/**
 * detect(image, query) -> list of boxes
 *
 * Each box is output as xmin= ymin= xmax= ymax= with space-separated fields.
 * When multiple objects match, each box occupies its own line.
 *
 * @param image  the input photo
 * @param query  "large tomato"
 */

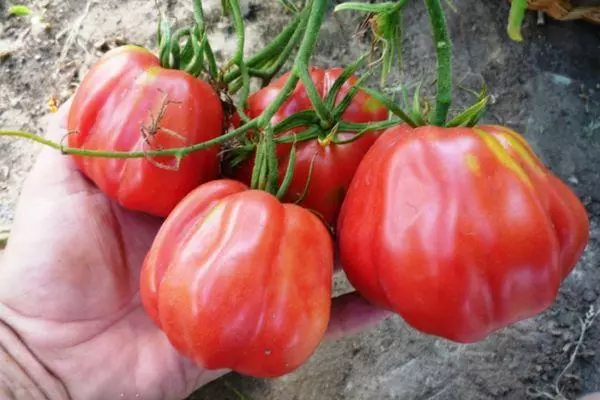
xmin=233 ymin=67 xmax=388 ymax=227
xmin=140 ymin=179 xmax=333 ymax=377
xmin=338 ymin=124 xmax=590 ymax=343
xmin=68 ymin=45 xmax=224 ymax=217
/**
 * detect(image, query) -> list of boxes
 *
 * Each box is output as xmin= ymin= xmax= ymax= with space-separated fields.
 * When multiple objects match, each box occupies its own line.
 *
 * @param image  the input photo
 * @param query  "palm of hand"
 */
xmin=0 ymin=104 xmax=389 ymax=400
xmin=0 ymin=109 xmax=224 ymax=399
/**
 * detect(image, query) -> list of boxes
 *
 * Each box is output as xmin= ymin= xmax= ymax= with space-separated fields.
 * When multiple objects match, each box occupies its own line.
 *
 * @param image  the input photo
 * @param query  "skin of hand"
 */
xmin=0 ymin=101 xmax=391 ymax=400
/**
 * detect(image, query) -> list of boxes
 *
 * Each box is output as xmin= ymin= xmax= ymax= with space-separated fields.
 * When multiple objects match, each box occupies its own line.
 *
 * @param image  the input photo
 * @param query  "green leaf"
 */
xmin=8 ymin=5 xmax=32 ymax=16
xmin=324 ymin=53 xmax=368 ymax=109
xmin=411 ymin=82 xmax=423 ymax=123
xmin=273 ymin=110 xmax=320 ymax=134
xmin=276 ymin=143 xmax=297 ymax=199
xmin=333 ymin=70 xmax=373 ymax=118
xmin=446 ymin=84 xmax=489 ymax=127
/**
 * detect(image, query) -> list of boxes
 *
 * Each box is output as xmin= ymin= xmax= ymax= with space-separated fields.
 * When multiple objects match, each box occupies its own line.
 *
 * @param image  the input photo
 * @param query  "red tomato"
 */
xmin=140 ymin=179 xmax=333 ymax=377
xmin=68 ymin=45 xmax=224 ymax=217
xmin=232 ymin=67 xmax=388 ymax=227
xmin=338 ymin=124 xmax=590 ymax=343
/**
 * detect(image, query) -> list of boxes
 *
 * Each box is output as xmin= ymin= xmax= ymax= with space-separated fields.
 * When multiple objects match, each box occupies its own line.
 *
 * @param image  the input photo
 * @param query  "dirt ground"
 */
xmin=1 ymin=0 xmax=600 ymax=399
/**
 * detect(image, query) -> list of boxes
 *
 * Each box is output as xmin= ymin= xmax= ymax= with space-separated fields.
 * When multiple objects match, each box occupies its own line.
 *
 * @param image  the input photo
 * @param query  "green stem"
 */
xmin=292 ymin=0 xmax=332 ymax=126
xmin=248 ymin=0 xmax=330 ymax=195
xmin=508 ymin=0 xmax=527 ymax=42
xmin=228 ymin=0 xmax=251 ymax=108
xmin=228 ymin=11 xmax=308 ymax=94
xmin=256 ymin=74 xmax=300 ymax=127
xmin=424 ymin=0 xmax=452 ymax=126
xmin=192 ymin=0 xmax=207 ymax=32
xmin=223 ymin=11 xmax=304 ymax=84
xmin=0 ymin=121 xmax=257 ymax=159
xmin=192 ymin=0 xmax=218 ymax=78
xmin=264 ymin=126 xmax=279 ymax=193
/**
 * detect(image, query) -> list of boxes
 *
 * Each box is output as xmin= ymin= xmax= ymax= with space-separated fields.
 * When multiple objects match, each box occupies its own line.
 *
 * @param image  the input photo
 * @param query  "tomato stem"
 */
xmin=292 ymin=0 xmax=333 ymax=127
xmin=192 ymin=0 xmax=218 ymax=77
xmin=0 ymin=120 xmax=258 ymax=159
xmin=227 ymin=0 xmax=251 ymax=109
xmin=507 ymin=0 xmax=527 ymax=42
xmin=223 ymin=10 xmax=305 ymax=84
xmin=227 ymin=6 xmax=309 ymax=95
xmin=264 ymin=126 xmax=279 ymax=193
xmin=424 ymin=0 xmax=452 ymax=127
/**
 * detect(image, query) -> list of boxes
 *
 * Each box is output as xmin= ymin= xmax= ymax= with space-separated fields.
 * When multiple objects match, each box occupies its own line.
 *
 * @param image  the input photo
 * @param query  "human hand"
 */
xmin=0 ymin=101 xmax=390 ymax=400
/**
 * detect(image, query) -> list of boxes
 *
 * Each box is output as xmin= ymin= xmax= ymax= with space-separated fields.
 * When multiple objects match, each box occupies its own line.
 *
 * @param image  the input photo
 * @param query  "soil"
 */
xmin=1 ymin=1 xmax=600 ymax=399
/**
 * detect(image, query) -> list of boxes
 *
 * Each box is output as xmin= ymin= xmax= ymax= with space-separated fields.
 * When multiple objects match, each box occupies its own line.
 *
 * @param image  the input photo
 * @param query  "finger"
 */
xmin=325 ymin=292 xmax=392 ymax=341
xmin=579 ymin=394 xmax=600 ymax=400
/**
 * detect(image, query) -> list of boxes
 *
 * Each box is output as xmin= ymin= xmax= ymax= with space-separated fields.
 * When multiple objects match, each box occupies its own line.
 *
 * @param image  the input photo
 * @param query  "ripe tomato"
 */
xmin=68 ymin=45 xmax=224 ymax=217
xmin=232 ymin=67 xmax=388 ymax=227
xmin=140 ymin=179 xmax=333 ymax=377
xmin=338 ymin=124 xmax=590 ymax=343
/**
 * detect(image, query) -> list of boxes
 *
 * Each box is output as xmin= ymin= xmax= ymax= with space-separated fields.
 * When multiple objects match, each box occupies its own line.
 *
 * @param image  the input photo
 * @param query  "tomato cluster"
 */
xmin=67 ymin=46 xmax=590 ymax=378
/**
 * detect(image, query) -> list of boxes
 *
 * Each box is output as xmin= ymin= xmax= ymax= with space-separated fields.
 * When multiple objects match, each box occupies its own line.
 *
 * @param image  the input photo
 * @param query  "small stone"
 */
xmin=583 ymin=289 xmax=597 ymax=302
xmin=114 ymin=37 xmax=127 ymax=46
xmin=34 ymin=54 xmax=41 ymax=61
xmin=0 ymin=166 xmax=9 ymax=181
xmin=93 ymin=39 xmax=108 ymax=51
xmin=568 ymin=176 xmax=579 ymax=185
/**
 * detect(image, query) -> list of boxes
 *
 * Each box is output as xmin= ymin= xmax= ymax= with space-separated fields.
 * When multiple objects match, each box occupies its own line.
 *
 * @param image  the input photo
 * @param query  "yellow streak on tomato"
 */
xmin=474 ymin=128 xmax=533 ymax=187
xmin=145 ymin=66 xmax=162 ymax=79
xmin=464 ymin=154 xmax=481 ymax=176
xmin=497 ymin=128 xmax=546 ymax=178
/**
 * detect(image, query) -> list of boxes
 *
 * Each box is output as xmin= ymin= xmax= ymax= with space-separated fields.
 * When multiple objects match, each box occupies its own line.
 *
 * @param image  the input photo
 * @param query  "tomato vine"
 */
xmin=0 ymin=0 xmax=490 ymax=198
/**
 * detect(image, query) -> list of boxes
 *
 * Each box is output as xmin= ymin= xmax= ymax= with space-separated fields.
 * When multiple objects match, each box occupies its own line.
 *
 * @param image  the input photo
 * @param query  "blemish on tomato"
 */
xmin=465 ymin=154 xmax=481 ymax=175
xmin=362 ymin=97 xmax=384 ymax=114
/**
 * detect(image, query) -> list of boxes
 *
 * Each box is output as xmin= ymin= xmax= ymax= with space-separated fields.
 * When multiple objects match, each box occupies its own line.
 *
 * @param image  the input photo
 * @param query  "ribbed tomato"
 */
xmin=338 ymin=124 xmax=590 ymax=342
xmin=140 ymin=179 xmax=333 ymax=377
xmin=233 ymin=67 xmax=388 ymax=227
xmin=68 ymin=45 xmax=224 ymax=217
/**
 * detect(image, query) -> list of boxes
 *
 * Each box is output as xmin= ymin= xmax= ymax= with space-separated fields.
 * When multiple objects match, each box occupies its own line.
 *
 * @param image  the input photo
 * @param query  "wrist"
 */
xmin=0 ymin=319 xmax=70 ymax=400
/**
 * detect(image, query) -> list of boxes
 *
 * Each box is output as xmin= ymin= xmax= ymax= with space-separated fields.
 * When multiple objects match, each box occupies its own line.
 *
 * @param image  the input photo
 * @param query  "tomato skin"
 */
xmin=67 ymin=45 xmax=224 ymax=217
xmin=233 ymin=67 xmax=388 ymax=226
xmin=338 ymin=124 xmax=590 ymax=343
xmin=140 ymin=179 xmax=333 ymax=377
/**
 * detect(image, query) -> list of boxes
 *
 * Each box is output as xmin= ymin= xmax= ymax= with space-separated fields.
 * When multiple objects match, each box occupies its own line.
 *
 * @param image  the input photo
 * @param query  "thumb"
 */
xmin=325 ymin=292 xmax=391 ymax=341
